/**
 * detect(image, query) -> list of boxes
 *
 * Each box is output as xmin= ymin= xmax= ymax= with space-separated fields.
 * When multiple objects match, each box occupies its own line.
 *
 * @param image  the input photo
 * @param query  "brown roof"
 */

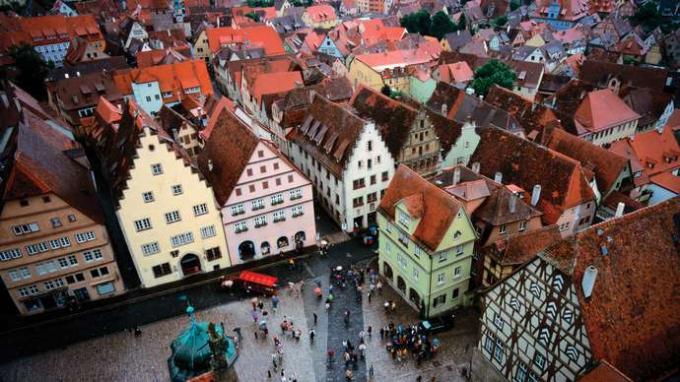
xmin=54 ymin=72 xmax=123 ymax=112
xmin=287 ymin=94 xmax=366 ymax=177
xmin=574 ymin=89 xmax=640 ymax=133
xmin=350 ymin=86 xmax=418 ymax=160
xmin=379 ymin=164 xmax=464 ymax=251
xmin=578 ymin=360 xmax=633 ymax=382
xmin=485 ymin=85 xmax=558 ymax=138
xmin=621 ymin=87 xmax=674 ymax=128
xmin=470 ymin=128 xmax=595 ymax=225
xmin=474 ymin=185 xmax=542 ymax=226
xmin=542 ymin=198 xmax=680 ymax=381
xmin=483 ymin=225 xmax=561 ymax=266
xmin=5 ymin=108 xmax=103 ymax=223
xmin=196 ymin=107 xmax=259 ymax=206
xmin=578 ymin=60 xmax=669 ymax=92
xmin=541 ymin=126 xmax=629 ymax=194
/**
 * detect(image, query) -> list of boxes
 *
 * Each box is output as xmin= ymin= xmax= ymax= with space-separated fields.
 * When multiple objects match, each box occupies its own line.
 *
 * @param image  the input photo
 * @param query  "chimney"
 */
xmin=531 ymin=184 xmax=541 ymax=206
xmin=494 ymin=171 xmax=503 ymax=183
xmin=208 ymin=159 xmax=214 ymax=171
xmin=471 ymin=161 xmax=480 ymax=174
xmin=509 ymin=192 xmax=517 ymax=214
xmin=615 ymin=202 xmax=625 ymax=218
xmin=453 ymin=167 xmax=461 ymax=185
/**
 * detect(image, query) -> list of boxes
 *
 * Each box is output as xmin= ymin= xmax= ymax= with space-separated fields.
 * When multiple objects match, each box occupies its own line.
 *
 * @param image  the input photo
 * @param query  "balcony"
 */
xmin=235 ymin=227 xmax=248 ymax=234
xmin=292 ymin=212 xmax=304 ymax=218
xmin=254 ymin=222 xmax=268 ymax=228
xmin=252 ymin=205 xmax=265 ymax=211
xmin=231 ymin=210 xmax=245 ymax=216
xmin=290 ymin=194 xmax=303 ymax=201
xmin=271 ymin=199 xmax=284 ymax=206
xmin=273 ymin=217 xmax=286 ymax=223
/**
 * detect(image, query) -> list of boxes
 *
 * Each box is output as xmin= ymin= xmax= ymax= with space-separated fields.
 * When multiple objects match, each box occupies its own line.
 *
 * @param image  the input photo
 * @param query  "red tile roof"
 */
xmin=578 ymin=360 xmax=632 ymax=382
xmin=206 ymin=25 xmax=285 ymax=56
xmin=650 ymin=172 xmax=680 ymax=194
xmin=470 ymin=128 xmax=595 ymax=225
xmin=355 ymin=47 xmax=440 ymax=71
xmin=112 ymin=60 xmax=212 ymax=104
xmin=625 ymin=127 xmax=680 ymax=178
xmin=304 ymin=5 xmax=337 ymax=23
xmin=1 ymin=15 xmax=103 ymax=51
xmin=484 ymin=225 xmax=561 ymax=266
xmin=196 ymin=107 xmax=260 ymax=206
xmin=251 ymin=71 xmax=303 ymax=104
xmin=574 ymin=89 xmax=640 ymax=133
xmin=200 ymin=96 xmax=235 ymax=140
xmin=543 ymin=198 xmax=680 ymax=381
xmin=95 ymin=96 xmax=122 ymax=125
xmin=438 ymin=61 xmax=474 ymax=83
xmin=379 ymin=164 xmax=464 ymax=251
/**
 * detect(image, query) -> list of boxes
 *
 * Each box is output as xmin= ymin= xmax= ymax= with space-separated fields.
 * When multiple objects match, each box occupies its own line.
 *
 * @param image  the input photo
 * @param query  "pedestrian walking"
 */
xmin=369 ymin=365 xmax=374 ymax=379
xmin=272 ymin=353 xmax=278 ymax=369
xmin=309 ymin=329 xmax=316 ymax=343
xmin=416 ymin=376 xmax=422 ymax=382
xmin=325 ymin=302 xmax=331 ymax=311
xmin=368 ymin=326 xmax=372 ymax=337
xmin=379 ymin=327 xmax=384 ymax=339
xmin=377 ymin=281 xmax=383 ymax=294
xmin=313 ymin=312 xmax=318 ymax=325
xmin=254 ymin=330 xmax=259 ymax=340
xmin=264 ymin=327 xmax=269 ymax=337
xmin=345 ymin=368 xmax=353 ymax=381
xmin=268 ymin=370 xmax=272 ymax=379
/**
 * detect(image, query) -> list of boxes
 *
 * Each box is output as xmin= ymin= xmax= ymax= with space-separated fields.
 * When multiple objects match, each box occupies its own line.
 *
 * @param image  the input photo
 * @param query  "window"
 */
xmin=254 ymin=216 xmax=267 ymax=228
xmin=12 ymin=223 xmax=40 ymax=236
xmin=193 ymin=203 xmax=208 ymax=216
xmin=289 ymin=189 xmax=302 ymax=200
xmin=83 ymin=249 xmax=103 ymax=262
xmin=499 ymin=224 xmax=507 ymax=234
xmin=18 ymin=285 xmax=39 ymax=297
xmin=142 ymin=191 xmax=154 ymax=203
xmin=165 ymin=210 xmax=182 ymax=224
xmin=171 ymin=184 xmax=183 ymax=195
xmin=493 ymin=339 xmax=504 ymax=362
xmin=19 ymin=200 xmax=29 ymax=207
xmin=252 ymin=199 xmax=264 ymax=210
xmin=455 ymin=244 xmax=464 ymax=256
xmin=357 ymin=160 xmax=362 ymax=169
xmin=452 ymin=288 xmax=459 ymax=298
xmin=75 ymin=231 xmax=96 ymax=243
xmin=231 ymin=204 xmax=245 ymax=216
xmin=271 ymin=193 xmax=284 ymax=205
xmin=273 ymin=162 xmax=279 ymax=170
xmin=44 ymin=278 xmax=65 ymax=290
xmin=96 ymin=282 xmax=116 ymax=296
xmin=235 ymin=222 xmax=248 ymax=233
xmin=51 ymin=217 xmax=62 ymax=228
xmin=257 ymin=150 xmax=264 ymax=158
xmin=412 ymin=268 xmax=419 ymax=280
xmin=141 ymin=242 xmax=160 ymax=256
xmin=171 ymin=232 xmax=194 ymax=248
xmin=151 ymin=163 xmax=163 ymax=175
xmin=352 ymin=196 xmax=364 ymax=208
xmin=397 ymin=255 xmax=407 ymax=269
xmin=398 ymin=211 xmax=411 ymax=227
xmin=292 ymin=205 xmax=304 ymax=217
xmin=134 ymin=218 xmax=152 ymax=232
xmin=370 ymin=175 xmax=376 ymax=185
xmin=275 ymin=178 xmax=281 ymax=186
xmin=8 ymin=267 xmax=31 ymax=281
xmin=235 ymin=188 xmax=242 ymax=196
xmin=382 ymin=171 xmax=389 ymax=181
xmin=367 ymin=192 xmax=377 ymax=203
xmin=288 ymin=174 xmax=294 ymax=183
xmin=438 ymin=253 xmax=447 ymax=263
xmin=454 ymin=266 xmax=461 ymax=277
xmin=352 ymin=178 xmax=365 ymax=190
xmin=42 ymin=195 xmax=51 ymax=203
xmin=25 ymin=242 xmax=49 ymax=255
xmin=262 ymin=181 xmax=269 ymax=189
xmin=493 ymin=313 xmax=505 ymax=330
xmin=514 ymin=363 xmax=528 ymax=382
xmin=367 ymin=140 xmax=373 ymax=151
xmin=273 ymin=210 xmax=285 ymax=222
xmin=68 ymin=214 xmax=77 ymax=223
xmin=484 ymin=336 xmax=494 ymax=354
xmin=152 ymin=263 xmax=172 ymax=278
xmin=433 ymin=294 xmax=446 ymax=307
xmin=206 ymin=247 xmax=222 ymax=261
xmin=533 ymin=353 xmax=546 ymax=370
xmin=0 ymin=248 xmax=22 ymax=261
xmin=437 ymin=272 xmax=445 ymax=285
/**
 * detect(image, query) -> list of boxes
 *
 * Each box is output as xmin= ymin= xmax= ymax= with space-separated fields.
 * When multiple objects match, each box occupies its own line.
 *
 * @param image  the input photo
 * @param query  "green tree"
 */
xmin=429 ymin=11 xmax=458 ymax=40
xmin=492 ymin=15 xmax=508 ymax=28
xmin=457 ymin=14 xmax=467 ymax=31
xmin=3 ymin=43 xmax=52 ymax=100
xmin=245 ymin=12 xmax=260 ymax=22
xmin=629 ymin=1 xmax=662 ymax=32
xmin=471 ymin=59 xmax=516 ymax=97
xmin=400 ymin=10 xmax=431 ymax=35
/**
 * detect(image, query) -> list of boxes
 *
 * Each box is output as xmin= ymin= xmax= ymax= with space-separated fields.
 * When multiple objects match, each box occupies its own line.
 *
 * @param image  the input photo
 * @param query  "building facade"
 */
xmin=198 ymin=107 xmax=317 ymax=266
xmin=378 ymin=165 xmax=477 ymax=317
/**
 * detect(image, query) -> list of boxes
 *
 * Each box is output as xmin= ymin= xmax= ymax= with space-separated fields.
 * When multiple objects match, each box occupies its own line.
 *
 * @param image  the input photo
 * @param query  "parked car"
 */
xmin=419 ymin=314 xmax=456 ymax=334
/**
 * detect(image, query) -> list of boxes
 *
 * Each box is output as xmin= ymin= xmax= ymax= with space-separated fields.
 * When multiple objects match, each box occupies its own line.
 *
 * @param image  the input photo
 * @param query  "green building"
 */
xmin=168 ymin=306 xmax=238 ymax=382
xmin=378 ymin=165 xmax=477 ymax=318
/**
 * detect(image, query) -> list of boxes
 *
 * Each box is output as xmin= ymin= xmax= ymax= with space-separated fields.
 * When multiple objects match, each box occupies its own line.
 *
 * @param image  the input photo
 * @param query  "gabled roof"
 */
xmin=251 ymin=71 xmax=303 ymax=103
xmin=95 ymin=96 xmax=122 ymax=125
xmin=542 ymin=198 xmax=680 ymax=381
xmin=483 ymin=225 xmax=561 ymax=266
xmin=196 ymin=107 xmax=259 ymax=206
xmin=470 ymin=128 xmax=595 ymax=224
xmin=579 ymin=360 xmax=633 ymax=382
xmin=350 ymin=86 xmax=418 ymax=160
xmin=541 ymin=126 xmax=628 ymax=193
xmin=574 ymin=89 xmax=640 ymax=133
xmin=287 ymin=94 xmax=367 ymax=177
xmin=379 ymin=165 xmax=464 ymax=252
xmin=578 ymin=60 xmax=669 ymax=92
xmin=438 ymin=61 xmax=474 ymax=83
xmin=624 ymin=127 xmax=680 ymax=177
xmin=620 ymin=87 xmax=674 ymax=128
xmin=5 ymin=108 xmax=103 ymax=223
xmin=354 ymin=48 xmax=439 ymax=72
xmin=304 ymin=4 xmax=337 ymax=23
xmin=474 ymin=185 xmax=542 ymax=226
xmin=206 ymin=25 xmax=285 ymax=56
xmin=485 ymin=85 xmax=558 ymax=138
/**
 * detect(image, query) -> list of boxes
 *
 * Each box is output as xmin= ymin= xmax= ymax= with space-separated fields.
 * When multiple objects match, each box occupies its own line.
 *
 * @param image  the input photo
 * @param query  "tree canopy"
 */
xmin=470 ymin=59 xmax=516 ymax=97
xmin=400 ymin=11 xmax=460 ymax=40
xmin=1 ymin=44 xmax=53 ymax=100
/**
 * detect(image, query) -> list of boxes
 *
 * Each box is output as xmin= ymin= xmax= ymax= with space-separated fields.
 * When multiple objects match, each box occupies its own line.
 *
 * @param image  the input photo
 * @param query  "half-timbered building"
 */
xmin=477 ymin=197 xmax=680 ymax=382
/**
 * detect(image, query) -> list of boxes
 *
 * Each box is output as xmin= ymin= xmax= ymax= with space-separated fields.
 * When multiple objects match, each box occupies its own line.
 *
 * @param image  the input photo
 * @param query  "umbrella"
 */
xmin=314 ymin=287 xmax=322 ymax=296
xmin=320 ymin=240 xmax=328 ymax=247
xmin=336 ymin=266 xmax=343 ymax=271
xmin=221 ymin=280 xmax=234 ymax=288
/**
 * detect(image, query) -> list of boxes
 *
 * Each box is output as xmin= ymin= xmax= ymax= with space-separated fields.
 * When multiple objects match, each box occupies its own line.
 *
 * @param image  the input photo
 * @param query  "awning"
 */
xmin=238 ymin=271 xmax=278 ymax=288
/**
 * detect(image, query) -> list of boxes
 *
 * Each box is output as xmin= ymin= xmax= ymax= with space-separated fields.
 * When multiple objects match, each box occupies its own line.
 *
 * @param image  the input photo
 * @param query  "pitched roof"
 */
xmin=5 ymin=109 xmax=103 ymax=223
xmin=196 ymin=107 xmax=259 ymax=206
xmin=542 ymin=198 xmax=680 ymax=381
xmin=304 ymin=4 xmax=337 ymax=23
xmin=206 ymin=25 xmax=285 ymax=56
xmin=574 ymin=89 xmax=640 ymax=133
xmin=251 ymin=71 xmax=303 ymax=103
xmin=349 ymin=86 xmax=418 ymax=160
xmin=474 ymin=185 xmax=542 ymax=226
xmin=578 ymin=60 xmax=669 ymax=92
xmin=379 ymin=164 xmax=464 ymax=251
xmin=438 ymin=61 xmax=474 ymax=83
xmin=95 ymin=96 xmax=122 ymax=125
xmin=625 ymin=127 xmax=680 ymax=177
xmin=485 ymin=85 xmax=558 ymax=138
xmin=354 ymin=48 xmax=439 ymax=72
xmin=470 ymin=128 xmax=595 ymax=224
xmin=287 ymin=94 xmax=366 ymax=177
xmin=578 ymin=360 xmax=633 ymax=382
xmin=483 ymin=225 xmax=561 ymax=266
xmin=54 ymin=71 xmax=124 ymax=112
xmin=542 ymin=126 xmax=629 ymax=194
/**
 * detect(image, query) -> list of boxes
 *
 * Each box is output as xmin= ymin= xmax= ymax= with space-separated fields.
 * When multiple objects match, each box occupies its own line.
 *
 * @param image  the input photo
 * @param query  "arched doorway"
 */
xmin=277 ymin=236 xmax=289 ymax=249
xmin=397 ymin=276 xmax=406 ymax=294
xmin=294 ymin=231 xmax=306 ymax=242
xmin=382 ymin=262 xmax=393 ymax=281
xmin=180 ymin=254 xmax=201 ymax=276
xmin=261 ymin=241 xmax=271 ymax=256
xmin=239 ymin=241 xmax=256 ymax=261
xmin=409 ymin=288 xmax=421 ymax=307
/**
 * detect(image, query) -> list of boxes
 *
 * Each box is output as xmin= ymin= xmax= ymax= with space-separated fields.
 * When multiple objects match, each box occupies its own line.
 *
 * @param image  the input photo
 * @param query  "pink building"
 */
xmin=198 ymin=107 xmax=317 ymax=265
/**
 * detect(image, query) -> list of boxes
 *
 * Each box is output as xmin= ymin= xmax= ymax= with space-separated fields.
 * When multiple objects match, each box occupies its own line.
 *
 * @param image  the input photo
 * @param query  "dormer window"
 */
xmin=398 ymin=211 xmax=411 ymax=227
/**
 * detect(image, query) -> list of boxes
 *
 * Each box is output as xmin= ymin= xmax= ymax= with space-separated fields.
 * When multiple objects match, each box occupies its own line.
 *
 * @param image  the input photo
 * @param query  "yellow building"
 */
xmin=0 ymin=106 xmax=124 ymax=315
xmin=192 ymin=29 xmax=211 ymax=61
xmin=100 ymin=101 xmax=230 ymax=288
xmin=348 ymin=48 xmax=436 ymax=91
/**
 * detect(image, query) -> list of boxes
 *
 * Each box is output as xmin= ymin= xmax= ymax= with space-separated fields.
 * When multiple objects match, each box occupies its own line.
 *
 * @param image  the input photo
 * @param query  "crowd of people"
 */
xmin=380 ymin=321 xmax=441 ymax=365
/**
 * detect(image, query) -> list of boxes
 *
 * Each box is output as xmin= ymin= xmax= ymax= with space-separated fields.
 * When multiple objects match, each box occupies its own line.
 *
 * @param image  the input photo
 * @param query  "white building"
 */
xmin=287 ymin=94 xmax=396 ymax=232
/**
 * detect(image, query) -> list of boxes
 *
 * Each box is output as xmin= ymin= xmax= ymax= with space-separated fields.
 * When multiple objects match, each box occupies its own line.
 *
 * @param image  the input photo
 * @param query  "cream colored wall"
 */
xmin=0 ymin=194 xmax=123 ymax=315
xmin=347 ymin=60 xmax=383 ymax=90
xmin=116 ymin=128 xmax=230 ymax=288
xmin=194 ymin=30 xmax=211 ymax=60
xmin=585 ymin=119 xmax=638 ymax=146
